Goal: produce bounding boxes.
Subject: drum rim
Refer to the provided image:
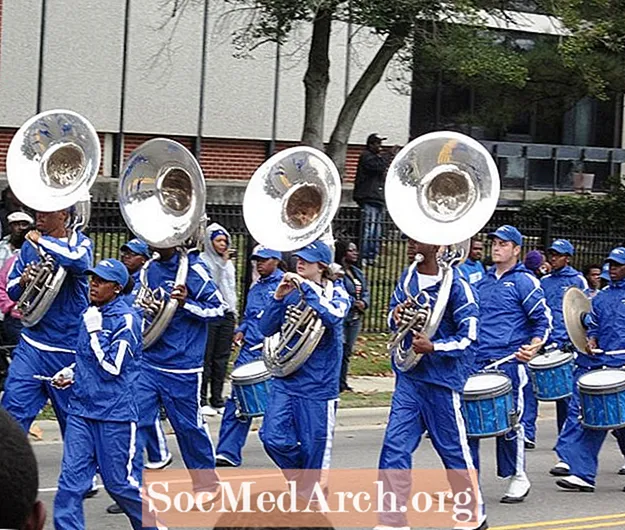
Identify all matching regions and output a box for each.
[577,368,625,394]
[528,350,574,370]
[463,372,513,399]
[231,360,272,384]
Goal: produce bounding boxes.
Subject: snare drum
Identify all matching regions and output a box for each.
[528,350,574,401]
[577,369,625,430]
[230,360,272,418]
[462,372,515,438]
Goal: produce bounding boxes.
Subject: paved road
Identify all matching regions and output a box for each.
[33,408,625,529]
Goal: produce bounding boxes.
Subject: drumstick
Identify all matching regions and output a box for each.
[590,348,625,356]
[33,375,54,381]
[483,353,518,371]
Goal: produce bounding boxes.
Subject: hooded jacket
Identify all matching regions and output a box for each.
[143,250,227,370]
[200,223,238,316]
[67,296,142,422]
[7,231,92,352]
[474,262,552,364]
[388,265,479,393]
[540,265,588,347]
[582,278,625,369]
[259,278,351,400]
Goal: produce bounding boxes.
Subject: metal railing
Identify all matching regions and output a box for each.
[85,199,625,333]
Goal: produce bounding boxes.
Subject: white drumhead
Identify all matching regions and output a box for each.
[579,369,625,388]
[231,360,268,379]
[465,373,509,392]
[529,350,572,368]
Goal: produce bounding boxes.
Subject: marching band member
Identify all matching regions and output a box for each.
[1,208,92,437]
[120,238,172,470]
[258,240,350,478]
[378,240,486,530]
[214,246,283,467]
[469,225,552,504]
[554,247,625,492]
[458,238,486,286]
[541,240,587,424]
[52,259,158,530]
[134,244,227,494]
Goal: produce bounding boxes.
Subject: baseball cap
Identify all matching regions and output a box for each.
[606,247,625,265]
[548,239,574,256]
[523,250,544,272]
[252,246,282,261]
[87,259,129,287]
[121,238,151,259]
[7,211,34,225]
[293,240,333,266]
[488,225,523,246]
[367,133,387,145]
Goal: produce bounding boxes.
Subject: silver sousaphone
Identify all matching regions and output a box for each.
[385,131,500,371]
[119,138,206,349]
[6,109,100,327]
[243,147,341,377]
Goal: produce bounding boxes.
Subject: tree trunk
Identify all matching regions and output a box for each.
[326,25,410,176]
[301,6,333,150]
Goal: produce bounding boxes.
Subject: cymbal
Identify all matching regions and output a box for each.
[563,287,591,352]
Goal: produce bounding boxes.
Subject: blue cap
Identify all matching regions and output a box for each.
[600,262,610,280]
[87,259,129,287]
[121,238,151,259]
[293,240,333,266]
[548,239,574,256]
[488,225,523,246]
[606,247,625,265]
[251,246,282,261]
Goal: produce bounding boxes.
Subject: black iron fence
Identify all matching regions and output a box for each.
[87,199,625,333]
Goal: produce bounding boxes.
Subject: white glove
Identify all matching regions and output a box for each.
[83,306,103,333]
[51,366,75,389]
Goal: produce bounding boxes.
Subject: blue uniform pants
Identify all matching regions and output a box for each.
[378,377,485,528]
[136,364,218,492]
[144,416,171,465]
[260,389,338,470]
[556,366,625,484]
[468,363,528,479]
[53,414,158,530]
[522,381,568,443]
[1,339,74,435]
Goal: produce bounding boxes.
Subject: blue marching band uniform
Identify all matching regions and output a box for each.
[5,220,625,530]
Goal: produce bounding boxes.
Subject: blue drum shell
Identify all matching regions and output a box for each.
[529,358,574,401]
[463,392,514,438]
[579,387,625,430]
[232,378,272,418]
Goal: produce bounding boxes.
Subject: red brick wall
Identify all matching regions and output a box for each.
[0,128,15,173]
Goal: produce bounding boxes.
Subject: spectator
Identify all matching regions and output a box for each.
[335,240,370,393]
[353,133,387,266]
[458,238,486,285]
[0,187,28,236]
[584,263,602,298]
[0,407,46,530]
[0,211,34,271]
[200,222,238,416]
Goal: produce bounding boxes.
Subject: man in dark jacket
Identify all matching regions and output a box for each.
[353,133,387,266]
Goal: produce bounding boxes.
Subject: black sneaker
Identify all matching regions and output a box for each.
[106,503,124,515]
[525,440,536,450]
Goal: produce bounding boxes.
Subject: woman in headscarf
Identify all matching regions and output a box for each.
[200,222,238,416]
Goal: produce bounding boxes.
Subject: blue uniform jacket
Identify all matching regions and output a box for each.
[259,278,351,400]
[474,262,552,363]
[235,269,284,361]
[142,251,227,370]
[121,270,142,307]
[540,265,588,347]
[343,265,370,323]
[7,231,92,351]
[582,278,625,368]
[388,266,479,393]
[67,297,143,422]
[458,259,486,286]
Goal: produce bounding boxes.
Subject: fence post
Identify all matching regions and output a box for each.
[542,215,553,249]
